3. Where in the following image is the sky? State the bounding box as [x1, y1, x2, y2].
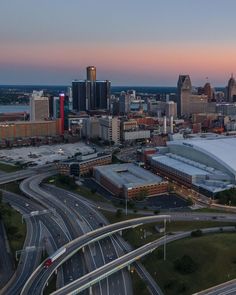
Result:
[1, 0, 236, 86]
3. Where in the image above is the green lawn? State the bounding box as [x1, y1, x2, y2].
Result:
[122, 220, 236, 248]
[142, 233, 236, 295]
[0, 162, 22, 173]
[43, 274, 57, 295]
[0, 181, 22, 195]
[1, 202, 26, 258]
[101, 210, 144, 224]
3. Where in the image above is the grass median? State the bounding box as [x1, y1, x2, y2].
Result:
[0, 200, 26, 261]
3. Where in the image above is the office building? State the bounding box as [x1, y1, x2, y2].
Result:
[30, 91, 49, 121]
[177, 75, 192, 117]
[216, 103, 236, 116]
[203, 82, 214, 100]
[72, 80, 88, 112]
[182, 94, 208, 115]
[227, 75, 236, 102]
[95, 80, 111, 110]
[119, 91, 131, 115]
[72, 67, 111, 112]
[0, 120, 61, 140]
[82, 117, 100, 138]
[99, 116, 120, 144]
[57, 153, 112, 177]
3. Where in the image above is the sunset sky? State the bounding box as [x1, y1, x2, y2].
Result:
[1, 0, 236, 86]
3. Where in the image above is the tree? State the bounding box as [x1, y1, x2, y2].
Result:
[174, 255, 198, 274]
[116, 209, 123, 218]
[136, 188, 148, 200]
[90, 188, 97, 194]
[191, 229, 202, 237]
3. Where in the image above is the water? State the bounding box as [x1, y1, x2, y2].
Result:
[0, 105, 29, 113]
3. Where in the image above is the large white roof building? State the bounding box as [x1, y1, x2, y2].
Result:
[151, 136, 236, 196]
[167, 137, 236, 180]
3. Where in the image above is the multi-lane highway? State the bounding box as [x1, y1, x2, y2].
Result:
[20, 173, 132, 295]
[41, 184, 166, 295]
[193, 278, 236, 295]
[0, 220, 14, 289]
[21, 214, 170, 295]
[0, 191, 80, 295]
[0, 164, 55, 185]
[52, 226, 236, 295]
[2, 168, 236, 295]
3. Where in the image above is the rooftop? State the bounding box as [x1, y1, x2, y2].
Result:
[168, 137, 236, 175]
[94, 163, 163, 189]
[151, 155, 209, 177]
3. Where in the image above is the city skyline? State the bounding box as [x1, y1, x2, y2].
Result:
[1, 0, 236, 85]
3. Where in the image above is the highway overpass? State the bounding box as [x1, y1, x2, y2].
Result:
[21, 215, 170, 295]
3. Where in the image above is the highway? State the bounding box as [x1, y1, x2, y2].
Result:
[23, 174, 134, 295]
[0, 194, 42, 295]
[19, 176, 90, 294]
[0, 164, 55, 185]
[21, 215, 171, 295]
[0, 220, 14, 289]
[0, 191, 85, 295]
[52, 226, 236, 295]
[21, 174, 125, 295]
[3, 170, 236, 295]
[42, 184, 133, 295]
[193, 278, 236, 295]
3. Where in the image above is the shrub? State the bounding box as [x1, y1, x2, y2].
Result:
[191, 229, 203, 237]
[174, 255, 198, 274]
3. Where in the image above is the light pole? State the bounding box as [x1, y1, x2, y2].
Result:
[164, 218, 166, 261]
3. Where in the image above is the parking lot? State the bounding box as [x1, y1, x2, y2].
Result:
[0, 142, 94, 166]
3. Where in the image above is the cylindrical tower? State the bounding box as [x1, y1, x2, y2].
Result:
[87, 66, 96, 81]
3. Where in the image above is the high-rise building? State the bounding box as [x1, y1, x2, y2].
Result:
[177, 75, 192, 117]
[72, 67, 110, 112]
[99, 116, 120, 144]
[72, 80, 88, 112]
[30, 91, 49, 121]
[95, 80, 111, 109]
[53, 97, 60, 119]
[165, 101, 177, 118]
[227, 75, 236, 102]
[203, 82, 214, 100]
[87, 66, 96, 81]
[119, 91, 131, 115]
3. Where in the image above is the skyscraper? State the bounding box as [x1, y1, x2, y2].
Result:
[72, 67, 110, 112]
[96, 80, 111, 109]
[87, 66, 96, 81]
[203, 82, 213, 101]
[227, 75, 236, 102]
[30, 91, 49, 121]
[72, 80, 87, 112]
[177, 75, 192, 117]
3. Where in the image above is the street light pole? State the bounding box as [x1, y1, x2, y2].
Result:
[164, 218, 166, 261]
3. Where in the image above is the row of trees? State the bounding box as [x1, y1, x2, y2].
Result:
[215, 188, 236, 206]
